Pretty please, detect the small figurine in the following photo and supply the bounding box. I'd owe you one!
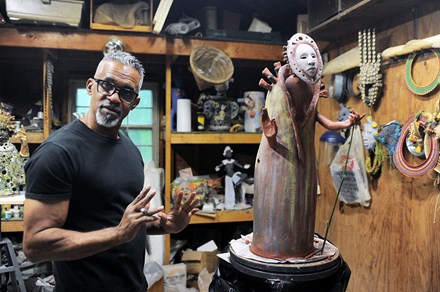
[0,110,29,196]
[215,146,251,210]
[240,91,265,133]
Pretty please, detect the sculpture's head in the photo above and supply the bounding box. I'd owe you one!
[286,33,323,85]
[223,145,233,158]
[0,110,14,143]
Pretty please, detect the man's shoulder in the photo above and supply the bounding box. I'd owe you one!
[36,120,87,154]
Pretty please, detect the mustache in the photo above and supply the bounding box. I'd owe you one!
[99,100,121,113]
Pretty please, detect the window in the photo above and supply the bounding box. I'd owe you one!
[68,79,160,165]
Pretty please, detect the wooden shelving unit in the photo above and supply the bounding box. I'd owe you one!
[1,220,24,232]
[11,132,44,144]
[308,0,434,42]
[170,132,262,144]
[190,209,253,224]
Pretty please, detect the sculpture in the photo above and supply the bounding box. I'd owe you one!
[0,110,29,196]
[251,33,362,259]
[215,146,251,210]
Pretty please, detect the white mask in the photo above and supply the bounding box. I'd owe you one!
[286,33,323,85]
[296,44,318,78]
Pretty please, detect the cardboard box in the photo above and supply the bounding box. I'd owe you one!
[6,0,84,27]
[181,249,219,274]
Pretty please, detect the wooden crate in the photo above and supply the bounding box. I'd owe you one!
[90,0,153,32]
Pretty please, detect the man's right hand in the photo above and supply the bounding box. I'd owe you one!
[117,186,163,243]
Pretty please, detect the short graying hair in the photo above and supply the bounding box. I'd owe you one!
[100,51,145,88]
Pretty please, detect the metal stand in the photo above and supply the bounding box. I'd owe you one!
[0,238,26,292]
[209,235,351,292]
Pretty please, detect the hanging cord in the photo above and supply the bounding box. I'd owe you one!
[321,125,355,254]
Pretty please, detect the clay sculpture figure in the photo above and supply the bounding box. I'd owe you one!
[251,33,362,259]
[0,110,29,196]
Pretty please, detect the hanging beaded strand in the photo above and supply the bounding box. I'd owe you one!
[358,28,383,108]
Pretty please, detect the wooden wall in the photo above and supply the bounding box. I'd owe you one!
[314,5,440,292]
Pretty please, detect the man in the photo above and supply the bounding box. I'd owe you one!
[23,51,199,291]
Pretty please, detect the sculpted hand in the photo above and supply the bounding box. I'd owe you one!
[346,110,366,127]
[319,80,328,98]
[15,126,27,142]
[262,108,277,148]
[117,186,164,242]
[259,66,279,91]
[157,192,200,234]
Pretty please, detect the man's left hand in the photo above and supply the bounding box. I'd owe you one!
[157,192,200,234]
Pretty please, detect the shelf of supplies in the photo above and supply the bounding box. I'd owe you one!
[170,132,262,144]
[0,27,282,61]
[1,220,24,232]
[190,209,253,224]
[10,132,44,144]
[308,0,431,41]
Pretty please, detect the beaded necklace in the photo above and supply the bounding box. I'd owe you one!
[358,29,383,108]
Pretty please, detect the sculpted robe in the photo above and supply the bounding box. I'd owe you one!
[251,65,320,259]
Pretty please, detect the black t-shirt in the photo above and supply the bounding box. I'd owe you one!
[25,119,147,292]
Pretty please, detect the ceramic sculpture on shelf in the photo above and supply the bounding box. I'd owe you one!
[0,110,29,196]
[251,33,362,259]
[215,146,251,210]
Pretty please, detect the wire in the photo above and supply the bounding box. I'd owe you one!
[321,125,355,254]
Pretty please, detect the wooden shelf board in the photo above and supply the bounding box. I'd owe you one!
[11,132,44,144]
[190,209,253,224]
[0,27,282,61]
[90,23,152,33]
[1,220,24,232]
[170,132,262,144]
[308,0,430,41]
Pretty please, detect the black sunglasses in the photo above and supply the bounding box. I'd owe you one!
[93,78,138,104]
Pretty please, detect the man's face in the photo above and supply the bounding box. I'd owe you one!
[295,44,317,78]
[87,61,141,129]
[244,97,255,108]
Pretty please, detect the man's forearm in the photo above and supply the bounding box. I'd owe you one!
[24,226,123,262]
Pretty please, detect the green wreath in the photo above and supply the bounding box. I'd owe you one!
[405,49,440,95]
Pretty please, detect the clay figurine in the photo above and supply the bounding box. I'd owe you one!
[0,110,29,196]
[215,146,251,210]
[251,33,363,259]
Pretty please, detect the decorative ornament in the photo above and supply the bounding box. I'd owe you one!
[103,36,125,55]
[405,49,440,95]
[365,140,384,178]
[362,116,379,151]
[374,120,401,167]
[0,110,15,133]
[393,114,439,177]
[358,29,383,108]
